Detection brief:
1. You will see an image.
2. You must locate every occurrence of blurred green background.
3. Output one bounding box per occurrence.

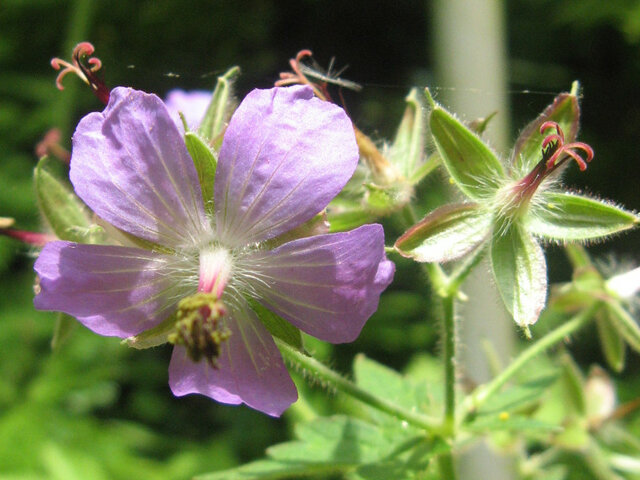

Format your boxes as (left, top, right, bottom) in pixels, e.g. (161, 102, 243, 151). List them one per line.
(1, 1, 639, 478)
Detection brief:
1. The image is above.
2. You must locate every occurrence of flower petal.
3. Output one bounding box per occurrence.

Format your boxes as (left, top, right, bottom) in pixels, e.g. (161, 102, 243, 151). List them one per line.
(168, 298, 297, 416)
(70, 87, 211, 248)
(214, 85, 358, 246)
(245, 224, 394, 343)
(34, 241, 191, 338)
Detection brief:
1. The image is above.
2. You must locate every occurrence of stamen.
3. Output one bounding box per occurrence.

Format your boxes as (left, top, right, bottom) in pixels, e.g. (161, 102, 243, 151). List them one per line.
(168, 292, 230, 368)
(51, 42, 109, 105)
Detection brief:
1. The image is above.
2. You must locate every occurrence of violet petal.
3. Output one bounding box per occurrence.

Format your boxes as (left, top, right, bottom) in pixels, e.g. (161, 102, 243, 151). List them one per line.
(168, 298, 297, 416)
(214, 85, 358, 246)
(34, 241, 191, 338)
(247, 224, 394, 343)
(70, 87, 211, 248)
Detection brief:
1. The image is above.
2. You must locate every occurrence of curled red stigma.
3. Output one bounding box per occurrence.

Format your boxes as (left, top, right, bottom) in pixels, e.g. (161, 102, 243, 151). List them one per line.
(540, 121, 594, 171)
(51, 42, 109, 104)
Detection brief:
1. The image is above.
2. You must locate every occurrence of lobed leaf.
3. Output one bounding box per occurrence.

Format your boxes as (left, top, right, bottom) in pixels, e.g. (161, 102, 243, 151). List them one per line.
(395, 203, 491, 263)
(527, 192, 638, 241)
(429, 107, 505, 201)
(491, 223, 547, 327)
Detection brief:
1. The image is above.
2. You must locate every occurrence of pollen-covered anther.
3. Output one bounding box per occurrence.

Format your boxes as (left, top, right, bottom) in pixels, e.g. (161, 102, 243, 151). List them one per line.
(540, 121, 594, 172)
(168, 292, 231, 368)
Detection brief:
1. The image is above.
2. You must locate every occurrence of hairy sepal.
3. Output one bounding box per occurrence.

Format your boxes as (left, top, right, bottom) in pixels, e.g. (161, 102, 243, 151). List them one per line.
(395, 203, 491, 263)
(527, 192, 638, 242)
(430, 107, 505, 201)
(387, 88, 426, 179)
(491, 222, 547, 327)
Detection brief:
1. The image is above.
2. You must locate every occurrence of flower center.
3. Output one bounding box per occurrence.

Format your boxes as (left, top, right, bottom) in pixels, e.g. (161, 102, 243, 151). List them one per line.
(168, 292, 231, 368)
(198, 246, 233, 297)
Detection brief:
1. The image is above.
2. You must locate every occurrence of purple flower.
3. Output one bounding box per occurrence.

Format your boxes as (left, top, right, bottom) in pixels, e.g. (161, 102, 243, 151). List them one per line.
(34, 85, 394, 416)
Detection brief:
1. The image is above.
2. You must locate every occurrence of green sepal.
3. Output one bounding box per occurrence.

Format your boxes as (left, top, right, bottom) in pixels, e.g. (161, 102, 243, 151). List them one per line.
(491, 222, 547, 327)
(247, 298, 303, 351)
(387, 88, 425, 178)
(468, 111, 498, 135)
(34, 156, 104, 243)
(184, 132, 217, 214)
(50, 313, 78, 350)
(430, 107, 505, 201)
(124, 313, 177, 349)
(605, 300, 640, 354)
(511, 85, 580, 175)
(527, 192, 638, 241)
(395, 203, 491, 263)
(596, 308, 626, 373)
(197, 66, 240, 146)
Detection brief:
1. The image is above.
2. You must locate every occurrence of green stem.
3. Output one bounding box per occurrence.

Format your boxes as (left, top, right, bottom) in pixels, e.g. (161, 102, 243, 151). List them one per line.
(442, 294, 456, 432)
(276, 339, 441, 432)
(437, 451, 457, 480)
(461, 302, 600, 418)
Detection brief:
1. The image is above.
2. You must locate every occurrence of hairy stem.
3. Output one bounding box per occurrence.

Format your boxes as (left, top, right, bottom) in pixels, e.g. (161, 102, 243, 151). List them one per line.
(276, 339, 441, 432)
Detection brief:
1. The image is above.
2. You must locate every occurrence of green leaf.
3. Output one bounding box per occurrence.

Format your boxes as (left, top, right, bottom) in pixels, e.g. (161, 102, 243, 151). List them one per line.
(511, 89, 580, 175)
(527, 192, 638, 241)
(395, 203, 491, 263)
(465, 414, 560, 435)
(34, 156, 101, 243)
(388, 88, 426, 178)
(491, 223, 547, 327)
(198, 66, 240, 145)
(184, 132, 217, 214)
(353, 355, 431, 423)
(247, 299, 303, 351)
(268, 416, 392, 464)
(327, 209, 377, 233)
(605, 300, 640, 354)
(195, 459, 350, 479)
(429, 107, 505, 201)
(474, 373, 558, 416)
(596, 309, 626, 373)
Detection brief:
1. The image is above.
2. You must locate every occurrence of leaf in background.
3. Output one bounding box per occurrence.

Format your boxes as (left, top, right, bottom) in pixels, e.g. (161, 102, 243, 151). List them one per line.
(395, 203, 491, 263)
(430, 107, 505, 201)
(605, 300, 640, 354)
(51, 313, 78, 350)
